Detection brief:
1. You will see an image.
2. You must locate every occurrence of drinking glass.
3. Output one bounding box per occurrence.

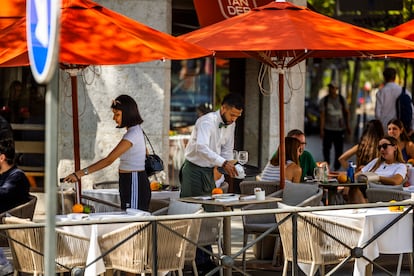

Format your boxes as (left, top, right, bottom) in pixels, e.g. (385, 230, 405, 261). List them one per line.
(313, 167, 323, 182)
(233, 150, 238, 162)
(238, 151, 249, 165)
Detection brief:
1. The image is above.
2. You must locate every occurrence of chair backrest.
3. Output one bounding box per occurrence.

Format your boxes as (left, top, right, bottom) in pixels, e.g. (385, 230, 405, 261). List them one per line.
(366, 188, 411, 203)
(239, 180, 280, 195)
(2, 194, 37, 219)
(4, 216, 89, 274)
(275, 211, 361, 266)
(279, 182, 322, 206)
(3, 216, 44, 273)
(99, 222, 150, 274)
(147, 219, 192, 273)
(0, 195, 37, 246)
(152, 200, 203, 265)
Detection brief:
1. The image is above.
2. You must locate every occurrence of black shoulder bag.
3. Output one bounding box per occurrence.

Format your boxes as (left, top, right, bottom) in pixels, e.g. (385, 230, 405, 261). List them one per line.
(143, 131, 164, 176)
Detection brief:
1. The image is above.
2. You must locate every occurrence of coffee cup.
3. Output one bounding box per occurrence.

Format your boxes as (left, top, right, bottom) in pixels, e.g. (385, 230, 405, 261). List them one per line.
(255, 190, 265, 200)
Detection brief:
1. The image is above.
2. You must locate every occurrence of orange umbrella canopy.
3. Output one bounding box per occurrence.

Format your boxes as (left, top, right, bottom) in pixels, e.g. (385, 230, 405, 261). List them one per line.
(384, 20, 414, 59)
(179, 0, 414, 188)
(180, 1, 414, 68)
(0, 0, 212, 67)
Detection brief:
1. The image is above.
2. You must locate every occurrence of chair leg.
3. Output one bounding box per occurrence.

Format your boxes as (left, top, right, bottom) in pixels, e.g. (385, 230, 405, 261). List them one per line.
(282, 259, 288, 276)
(320, 264, 325, 276)
(396, 253, 403, 276)
(242, 232, 248, 272)
(192, 260, 199, 276)
(272, 235, 283, 267)
(309, 263, 317, 276)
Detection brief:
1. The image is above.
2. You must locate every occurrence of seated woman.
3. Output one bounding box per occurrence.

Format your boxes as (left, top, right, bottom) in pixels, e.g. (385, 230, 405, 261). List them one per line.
(261, 136, 302, 183)
(387, 119, 414, 162)
(338, 119, 384, 203)
(356, 135, 407, 188)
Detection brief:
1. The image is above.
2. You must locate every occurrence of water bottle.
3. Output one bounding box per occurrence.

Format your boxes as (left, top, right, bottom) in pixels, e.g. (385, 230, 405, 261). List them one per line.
(322, 163, 329, 183)
(347, 161, 355, 183)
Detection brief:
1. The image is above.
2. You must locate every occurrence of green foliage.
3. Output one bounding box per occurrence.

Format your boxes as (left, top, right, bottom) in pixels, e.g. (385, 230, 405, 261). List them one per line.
(307, 0, 336, 16)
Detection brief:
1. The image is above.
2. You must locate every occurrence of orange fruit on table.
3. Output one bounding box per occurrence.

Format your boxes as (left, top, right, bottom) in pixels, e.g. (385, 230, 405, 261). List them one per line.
(150, 181, 161, 191)
(337, 174, 348, 184)
(72, 203, 84, 213)
(212, 188, 223, 195)
(408, 158, 414, 165)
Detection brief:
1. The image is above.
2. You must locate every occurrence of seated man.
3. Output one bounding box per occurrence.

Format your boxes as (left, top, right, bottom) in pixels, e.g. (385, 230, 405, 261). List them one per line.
(0, 138, 31, 213)
(0, 138, 31, 274)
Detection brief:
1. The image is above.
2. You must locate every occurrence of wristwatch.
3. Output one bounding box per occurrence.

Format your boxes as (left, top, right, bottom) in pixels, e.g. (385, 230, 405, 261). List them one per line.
(83, 168, 89, 175)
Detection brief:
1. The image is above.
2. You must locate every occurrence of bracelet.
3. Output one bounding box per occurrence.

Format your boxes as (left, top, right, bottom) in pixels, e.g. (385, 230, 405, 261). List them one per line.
(72, 173, 80, 182)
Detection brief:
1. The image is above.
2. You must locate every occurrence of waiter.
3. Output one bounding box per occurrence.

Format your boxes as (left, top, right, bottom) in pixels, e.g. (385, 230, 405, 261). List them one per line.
(179, 93, 244, 274)
(180, 93, 244, 197)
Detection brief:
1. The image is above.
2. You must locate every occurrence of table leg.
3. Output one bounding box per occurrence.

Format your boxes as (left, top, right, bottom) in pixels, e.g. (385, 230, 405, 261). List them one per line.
(222, 208, 232, 276)
(327, 187, 337, 205)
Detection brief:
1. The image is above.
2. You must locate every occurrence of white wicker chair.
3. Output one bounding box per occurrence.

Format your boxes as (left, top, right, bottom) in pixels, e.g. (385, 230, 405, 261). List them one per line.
(99, 222, 150, 275)
(4, 216, 90, 275)
(152, 200, 204, 275)
(275, 211, 361, 276)
(241, 183, 323, 271)
(146, 219, 192, 276)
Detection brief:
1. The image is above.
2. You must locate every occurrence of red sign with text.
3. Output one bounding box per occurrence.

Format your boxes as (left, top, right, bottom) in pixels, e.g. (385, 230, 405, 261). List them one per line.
(193, 0, 273, 27)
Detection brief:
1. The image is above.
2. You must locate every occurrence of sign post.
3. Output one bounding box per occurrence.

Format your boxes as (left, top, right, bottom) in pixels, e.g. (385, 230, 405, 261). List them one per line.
(27, 0, 61, 275)
(27, 0, 60, 84)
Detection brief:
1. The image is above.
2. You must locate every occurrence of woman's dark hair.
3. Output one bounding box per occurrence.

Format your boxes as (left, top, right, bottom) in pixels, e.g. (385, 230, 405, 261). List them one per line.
(356, 119, 384, 167)
(270, 137, 300, 166)
(387, 119, 410, 142)
(110, 95, 143, 128)
(0, 139, 15, 165)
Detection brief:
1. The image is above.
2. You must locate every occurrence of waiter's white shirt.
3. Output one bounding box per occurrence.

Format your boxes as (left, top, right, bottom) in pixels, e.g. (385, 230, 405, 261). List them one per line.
(185, 110, 234, 168)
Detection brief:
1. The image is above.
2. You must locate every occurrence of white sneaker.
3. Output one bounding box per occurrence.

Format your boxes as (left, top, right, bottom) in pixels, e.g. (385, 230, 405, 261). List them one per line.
(0, 262, 13, 276)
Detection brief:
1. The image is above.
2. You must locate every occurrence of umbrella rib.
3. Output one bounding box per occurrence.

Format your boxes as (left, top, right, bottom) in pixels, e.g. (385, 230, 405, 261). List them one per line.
(286, 51, 313, 68)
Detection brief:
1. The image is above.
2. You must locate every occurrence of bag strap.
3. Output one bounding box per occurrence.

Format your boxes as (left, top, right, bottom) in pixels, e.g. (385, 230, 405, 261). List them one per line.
(142, 130, 156, 155)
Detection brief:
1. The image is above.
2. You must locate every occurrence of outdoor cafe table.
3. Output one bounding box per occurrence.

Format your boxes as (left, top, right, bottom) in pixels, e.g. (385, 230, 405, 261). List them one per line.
(56, 210, 150, 275)
(178, 195, 281, 276)
(312, 206, 413, 276)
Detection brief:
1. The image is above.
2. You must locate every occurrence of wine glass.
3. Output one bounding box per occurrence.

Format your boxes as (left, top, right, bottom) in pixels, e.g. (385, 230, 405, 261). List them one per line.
(238, 151, 249, 166)
(233, 150, 238, 162)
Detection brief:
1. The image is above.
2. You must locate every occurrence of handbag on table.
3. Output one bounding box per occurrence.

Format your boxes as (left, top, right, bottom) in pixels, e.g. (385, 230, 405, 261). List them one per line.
(143, 131, 164, 176)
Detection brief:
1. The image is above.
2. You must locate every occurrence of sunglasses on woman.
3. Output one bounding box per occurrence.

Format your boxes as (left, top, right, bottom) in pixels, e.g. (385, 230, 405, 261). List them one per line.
(377, 143, 393, 150)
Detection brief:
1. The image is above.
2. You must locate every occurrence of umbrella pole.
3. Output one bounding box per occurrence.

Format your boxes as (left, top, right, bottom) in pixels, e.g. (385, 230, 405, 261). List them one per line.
(70, 74, 81, 202)
(278, 70, 285, 189)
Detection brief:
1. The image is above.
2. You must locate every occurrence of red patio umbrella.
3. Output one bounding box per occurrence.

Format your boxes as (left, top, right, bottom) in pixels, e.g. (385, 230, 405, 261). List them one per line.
(179, 0, 414, 188)
(384, 20, 414, 59)
(0, 0, 212, 194)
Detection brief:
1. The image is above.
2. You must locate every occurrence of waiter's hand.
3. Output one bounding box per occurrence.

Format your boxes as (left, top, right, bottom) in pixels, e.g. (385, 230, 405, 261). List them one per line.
(223, 161, 237, 178)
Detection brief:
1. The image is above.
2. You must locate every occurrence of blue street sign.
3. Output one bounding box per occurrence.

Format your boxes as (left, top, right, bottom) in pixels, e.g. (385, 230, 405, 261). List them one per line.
(27, 0, 61, 84)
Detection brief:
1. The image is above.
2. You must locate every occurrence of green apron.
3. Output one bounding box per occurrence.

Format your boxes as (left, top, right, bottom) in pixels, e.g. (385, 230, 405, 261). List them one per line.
(180, 160, 215, 197)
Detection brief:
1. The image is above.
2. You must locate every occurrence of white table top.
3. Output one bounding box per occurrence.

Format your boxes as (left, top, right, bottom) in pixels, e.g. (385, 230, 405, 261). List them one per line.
(313, 207, 412, 276)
